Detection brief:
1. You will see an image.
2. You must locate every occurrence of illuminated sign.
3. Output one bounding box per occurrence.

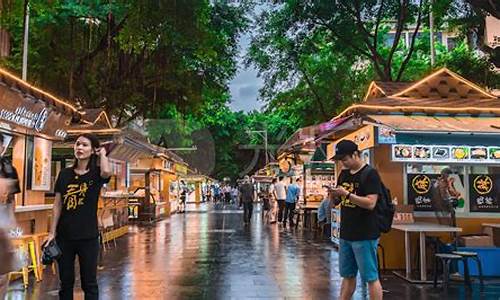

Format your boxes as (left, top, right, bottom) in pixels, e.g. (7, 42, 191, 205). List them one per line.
(0, 106, 49, 132)
(392, 144, 500, 164)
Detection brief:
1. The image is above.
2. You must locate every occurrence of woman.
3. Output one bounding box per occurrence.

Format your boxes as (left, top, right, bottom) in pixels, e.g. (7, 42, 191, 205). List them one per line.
(46, 134, 111, 300)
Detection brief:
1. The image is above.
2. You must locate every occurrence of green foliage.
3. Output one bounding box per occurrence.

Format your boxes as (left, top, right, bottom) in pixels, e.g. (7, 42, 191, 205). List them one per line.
(0, 0, 250, 123)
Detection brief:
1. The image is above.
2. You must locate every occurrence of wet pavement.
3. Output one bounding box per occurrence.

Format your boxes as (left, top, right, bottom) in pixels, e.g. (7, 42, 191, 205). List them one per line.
(7, 203, 500, 300)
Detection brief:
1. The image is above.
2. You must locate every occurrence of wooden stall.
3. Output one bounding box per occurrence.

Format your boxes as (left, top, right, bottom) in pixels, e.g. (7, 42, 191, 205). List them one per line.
(324, 68, 500, 270)
(0, 68, 80, 235)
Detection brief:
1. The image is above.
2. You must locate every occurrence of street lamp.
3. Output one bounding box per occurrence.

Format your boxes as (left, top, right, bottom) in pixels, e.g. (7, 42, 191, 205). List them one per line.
(247, 129, 269, 165)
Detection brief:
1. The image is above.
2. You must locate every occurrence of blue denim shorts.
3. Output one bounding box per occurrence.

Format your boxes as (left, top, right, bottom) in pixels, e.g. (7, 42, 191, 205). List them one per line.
(339, 238, 379, 282)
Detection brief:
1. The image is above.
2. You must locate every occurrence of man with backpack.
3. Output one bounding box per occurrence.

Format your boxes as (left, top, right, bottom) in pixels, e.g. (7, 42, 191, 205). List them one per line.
(331, 140, 387, 300)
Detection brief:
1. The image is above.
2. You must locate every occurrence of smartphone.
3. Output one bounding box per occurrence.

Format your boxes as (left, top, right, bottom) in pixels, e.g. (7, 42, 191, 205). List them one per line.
(100, 141, 116, 155)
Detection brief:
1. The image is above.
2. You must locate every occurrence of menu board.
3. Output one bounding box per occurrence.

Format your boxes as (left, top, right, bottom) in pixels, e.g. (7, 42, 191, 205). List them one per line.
(469, 174, 500, 212)
(407, 173, 466, 211)
(393, 144, 500, 164)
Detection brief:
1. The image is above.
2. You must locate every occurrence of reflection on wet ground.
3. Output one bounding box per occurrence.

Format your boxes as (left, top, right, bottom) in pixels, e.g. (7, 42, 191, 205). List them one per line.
(7, 203, 500, 299)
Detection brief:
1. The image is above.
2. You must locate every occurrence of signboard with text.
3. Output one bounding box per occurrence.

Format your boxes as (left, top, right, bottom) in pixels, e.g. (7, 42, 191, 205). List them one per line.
(407, 173, 466, 212)
(469, 174, 500, 212)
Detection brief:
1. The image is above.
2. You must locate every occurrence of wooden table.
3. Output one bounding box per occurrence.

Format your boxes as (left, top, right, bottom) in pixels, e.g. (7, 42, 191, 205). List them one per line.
(392, 222, 462, 283)
(300, 203, 320, 230)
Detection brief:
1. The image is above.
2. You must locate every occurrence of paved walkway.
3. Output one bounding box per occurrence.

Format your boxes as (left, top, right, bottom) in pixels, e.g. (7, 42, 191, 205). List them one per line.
(7, 203, 500, 299)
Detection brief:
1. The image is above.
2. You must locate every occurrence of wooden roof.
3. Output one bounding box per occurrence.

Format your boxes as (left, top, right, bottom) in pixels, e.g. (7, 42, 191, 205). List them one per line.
(0, 67, 79, 116)
(337, 68, 500, 119)
(366, 115, 500, 133)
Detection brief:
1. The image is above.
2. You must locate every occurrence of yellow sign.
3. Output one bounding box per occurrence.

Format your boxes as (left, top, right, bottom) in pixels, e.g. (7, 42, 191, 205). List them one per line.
(473, 175, 493, 195)
(412, 175, 431, 195)
(175, 163, 188, 175)
(329, 125, 375, 159)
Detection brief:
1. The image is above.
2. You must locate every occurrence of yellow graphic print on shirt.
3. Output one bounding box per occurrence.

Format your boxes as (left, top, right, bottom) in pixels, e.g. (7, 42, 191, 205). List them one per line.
(63, 182, 89, 210)
(340, 182, 357, 208)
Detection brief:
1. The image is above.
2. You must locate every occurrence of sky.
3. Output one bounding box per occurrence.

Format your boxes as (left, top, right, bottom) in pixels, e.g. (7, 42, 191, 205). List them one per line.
(228, 32, 265, 112)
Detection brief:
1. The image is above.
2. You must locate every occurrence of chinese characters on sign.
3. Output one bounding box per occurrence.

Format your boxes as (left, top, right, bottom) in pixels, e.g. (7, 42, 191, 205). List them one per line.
(470, 174, 500, 212)
(407, 174, 434, 211)
(407, 173, 466, 212)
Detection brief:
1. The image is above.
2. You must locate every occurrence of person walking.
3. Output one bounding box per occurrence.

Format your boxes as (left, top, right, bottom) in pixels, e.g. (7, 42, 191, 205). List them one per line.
(268, 178, 278, 224)
(231, 185, 239, 205)
(330, 140, 383, 300)
(274, 177, 287, 223)
(283, 177, 301, 227)
(238, 176, 255, 225)
(45, 134, 112, 300)
(0, 133, 20, 299)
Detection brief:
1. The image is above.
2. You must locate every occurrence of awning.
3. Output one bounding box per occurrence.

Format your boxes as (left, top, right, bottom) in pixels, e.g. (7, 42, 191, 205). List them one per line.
(278, 116, 356, 154)
(366, 115, 500, 134)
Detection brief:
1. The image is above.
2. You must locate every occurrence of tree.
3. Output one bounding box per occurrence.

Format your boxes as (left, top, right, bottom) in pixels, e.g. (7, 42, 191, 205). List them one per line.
(0, 0, 250, 124)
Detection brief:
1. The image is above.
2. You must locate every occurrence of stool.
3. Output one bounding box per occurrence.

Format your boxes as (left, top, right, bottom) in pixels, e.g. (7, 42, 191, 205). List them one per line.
(433, 253, 466, 290)
(452, 251, 484, 291)
(8, 236, 41, 288)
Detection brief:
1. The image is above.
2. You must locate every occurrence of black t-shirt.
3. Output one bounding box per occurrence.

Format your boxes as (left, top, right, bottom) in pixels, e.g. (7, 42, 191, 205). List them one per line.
(239, 183, 254, 203)
(337, 165, 382, 241)
(55, 167, 110, 240)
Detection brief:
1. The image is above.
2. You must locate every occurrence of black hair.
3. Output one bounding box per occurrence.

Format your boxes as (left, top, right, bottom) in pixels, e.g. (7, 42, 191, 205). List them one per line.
(278, 176, 284, 181)
(73, 133, 100, 171)
(272, 178, 277, 183)
(0, 133, 4, 144)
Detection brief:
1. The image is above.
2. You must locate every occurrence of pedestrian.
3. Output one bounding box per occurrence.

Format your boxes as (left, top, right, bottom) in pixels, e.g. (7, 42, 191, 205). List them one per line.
(238, 176, 255, 225)
(214, 184, 221, 203)
(231, 185, 239, 205)
(224, 184, 232, 204)
(274, 176, 287, 223)
(262, 186, 271, 224)
(330, 140, 383, 300)
(0, 133, 20, 299)
(268, 178, 278, 224)
(317, 195, 333, 239)
(45, 133, 112, 300)
(283, 177, 301, 227)
(179, 181, 187, 213)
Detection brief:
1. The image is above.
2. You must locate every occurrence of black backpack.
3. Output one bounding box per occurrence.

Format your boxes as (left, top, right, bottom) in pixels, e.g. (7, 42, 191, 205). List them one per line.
(360, 166, 395, 233)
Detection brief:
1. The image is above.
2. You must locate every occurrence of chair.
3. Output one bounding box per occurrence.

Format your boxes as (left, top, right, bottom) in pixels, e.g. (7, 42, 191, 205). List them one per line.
(8, 236, 41, 288)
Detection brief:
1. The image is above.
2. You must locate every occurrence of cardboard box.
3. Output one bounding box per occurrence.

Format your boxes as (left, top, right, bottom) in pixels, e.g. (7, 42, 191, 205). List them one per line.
(482, 225, 500, 247)
(459, 235, 494, 247)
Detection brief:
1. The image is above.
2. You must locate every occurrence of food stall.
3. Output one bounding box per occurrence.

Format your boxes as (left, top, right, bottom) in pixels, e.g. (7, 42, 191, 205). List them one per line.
(0, 68, 80, 235)
(324, 68, 500, 270)
(129, 144, 185, 220)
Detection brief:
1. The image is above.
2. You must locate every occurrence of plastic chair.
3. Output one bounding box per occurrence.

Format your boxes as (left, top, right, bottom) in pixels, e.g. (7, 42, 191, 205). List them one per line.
(8, 236, 41, 288)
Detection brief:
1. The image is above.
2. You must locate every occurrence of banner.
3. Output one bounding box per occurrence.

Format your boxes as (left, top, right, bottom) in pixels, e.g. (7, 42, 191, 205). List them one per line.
(31, 137, 52, 191)
(469, 174, 500, 212)
(407, 173, 465, 212)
